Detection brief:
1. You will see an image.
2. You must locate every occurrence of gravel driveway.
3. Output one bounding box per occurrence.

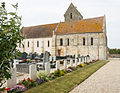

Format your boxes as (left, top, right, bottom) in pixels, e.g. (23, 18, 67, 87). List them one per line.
(70, 58, 120, 93)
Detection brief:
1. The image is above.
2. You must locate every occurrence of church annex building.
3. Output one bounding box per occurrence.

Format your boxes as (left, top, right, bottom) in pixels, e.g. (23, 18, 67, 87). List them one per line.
(17, 3, 108, 60)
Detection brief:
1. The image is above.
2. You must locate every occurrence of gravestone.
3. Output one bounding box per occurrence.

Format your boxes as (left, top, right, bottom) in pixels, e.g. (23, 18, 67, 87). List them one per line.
(75, 58, 77, 67)
(29, 64, 37, 80)
(70, 59, 73, 67)
(43, 51, 50, 62)
(45, 62, 50, 75)
(64, 60, 67, 69)
(6, 68, 16, 88)
(21, 52, 27, 60)
(56, 61, 60, 70)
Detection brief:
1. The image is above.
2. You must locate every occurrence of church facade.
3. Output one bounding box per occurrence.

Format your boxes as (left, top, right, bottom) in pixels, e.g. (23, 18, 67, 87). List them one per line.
(17, 3, 108, 60)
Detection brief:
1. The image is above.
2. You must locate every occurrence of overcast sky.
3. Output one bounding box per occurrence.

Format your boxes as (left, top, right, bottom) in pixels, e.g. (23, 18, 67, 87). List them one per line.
(1, 0, 120, 48)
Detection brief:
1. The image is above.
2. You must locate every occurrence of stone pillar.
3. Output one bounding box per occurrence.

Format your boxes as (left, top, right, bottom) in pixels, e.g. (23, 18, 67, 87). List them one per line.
(29, 64, 37, 80)
(6, 68, 16, 88)
(56, 61, 60, 70)
(45, 62, 50, 75)
(64, 60, 67, 69)
(70, 59, 73, 67)
(75, 58, 77, 67)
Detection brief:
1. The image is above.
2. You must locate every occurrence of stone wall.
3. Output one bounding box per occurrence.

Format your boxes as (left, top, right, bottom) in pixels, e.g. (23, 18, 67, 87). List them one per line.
(17, 37, 52, 55)
(55, 32, 107, 60)
(108, 54, 120, 58)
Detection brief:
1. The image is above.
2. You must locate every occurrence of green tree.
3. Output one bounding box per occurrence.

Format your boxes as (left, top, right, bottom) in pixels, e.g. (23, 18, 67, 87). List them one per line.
(0, 2, 23, 87)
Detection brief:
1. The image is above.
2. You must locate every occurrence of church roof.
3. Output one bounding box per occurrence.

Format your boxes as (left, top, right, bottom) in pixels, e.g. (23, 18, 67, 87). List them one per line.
(23, 16, 104, 38)
(56, 16, 104, 35)
(23, 23, 58, 38)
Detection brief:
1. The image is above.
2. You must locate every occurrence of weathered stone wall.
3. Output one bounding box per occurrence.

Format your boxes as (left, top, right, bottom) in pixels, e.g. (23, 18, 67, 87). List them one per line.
(55, 32, 107, 60)
(17, 37, 52, 55)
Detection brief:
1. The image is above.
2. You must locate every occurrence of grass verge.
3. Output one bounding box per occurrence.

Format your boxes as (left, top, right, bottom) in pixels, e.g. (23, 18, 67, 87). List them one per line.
(25, 60, 108, 93)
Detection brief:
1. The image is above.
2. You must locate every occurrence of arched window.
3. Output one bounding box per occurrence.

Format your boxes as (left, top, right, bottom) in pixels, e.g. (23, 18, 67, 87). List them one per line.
(91, 37, 93, 45)
(70, 13, 72, 19)
(48, 41, 50, 47)
(67, 38, 69, 46)
(83, 37, 85, 45)
(37, 41, 39, 47)
(28, 41, 29, 47)
(60, 38, 63, 46)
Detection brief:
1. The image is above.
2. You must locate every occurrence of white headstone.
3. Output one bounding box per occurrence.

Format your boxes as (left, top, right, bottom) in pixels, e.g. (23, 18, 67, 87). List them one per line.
(45, 62, 50, 75)
(54, 56, 56, 61)
(70, 59, 73, 67)
(64, 60, 67, 69)
(75, 59, 77, 67)
(6, 68, 16, 88)
(79, 58, 81, 64)
(56, 61, 60, 70)
(29, 64, 37, 80)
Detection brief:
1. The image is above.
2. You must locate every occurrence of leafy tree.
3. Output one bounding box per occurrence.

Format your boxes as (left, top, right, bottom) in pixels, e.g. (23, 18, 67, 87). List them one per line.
(0, 2, 23, 87)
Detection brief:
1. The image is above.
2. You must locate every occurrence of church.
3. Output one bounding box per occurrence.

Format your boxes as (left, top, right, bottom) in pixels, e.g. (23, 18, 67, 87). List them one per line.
(17, 3, 108, 60)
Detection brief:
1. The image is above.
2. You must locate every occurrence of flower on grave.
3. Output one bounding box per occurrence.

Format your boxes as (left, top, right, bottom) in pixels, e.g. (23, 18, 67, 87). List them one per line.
(23, 79, 25, 82)
(66, 68, 72, 72)
(68, 66, 72, 69)
(37, 78, 43, 84)
(6, 88, 10, 92)
(27, 77, 31, 80)
(8, 85, 26, 92)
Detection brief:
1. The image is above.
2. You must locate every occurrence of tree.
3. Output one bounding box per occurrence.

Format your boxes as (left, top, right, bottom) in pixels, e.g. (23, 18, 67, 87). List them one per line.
(0, 2, 23, 87)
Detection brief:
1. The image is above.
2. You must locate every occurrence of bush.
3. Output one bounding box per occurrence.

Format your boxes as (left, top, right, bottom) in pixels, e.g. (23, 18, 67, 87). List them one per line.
(37, 71, 49, 82)
(54, 69, 65, 77)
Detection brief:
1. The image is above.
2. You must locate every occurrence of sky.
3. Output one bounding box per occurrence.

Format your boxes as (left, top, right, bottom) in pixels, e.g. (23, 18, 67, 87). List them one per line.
(1, 0, 120, 48)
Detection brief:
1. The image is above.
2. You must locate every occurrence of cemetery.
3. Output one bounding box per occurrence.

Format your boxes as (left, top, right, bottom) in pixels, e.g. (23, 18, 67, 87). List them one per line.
(0, 51, 108, 93)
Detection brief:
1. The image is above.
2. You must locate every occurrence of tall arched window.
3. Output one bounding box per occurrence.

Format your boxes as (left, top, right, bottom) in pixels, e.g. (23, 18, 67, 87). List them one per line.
(70, 13, 72, 19)
(37, 41, 39, 47)
(60, 38, 63, 46)
(83, 37, 85, 45)
(48, 41, 50, 47)
(28, 41, 29, 47)
(91, 37, 93, 45)
(67, 38, 69, 46)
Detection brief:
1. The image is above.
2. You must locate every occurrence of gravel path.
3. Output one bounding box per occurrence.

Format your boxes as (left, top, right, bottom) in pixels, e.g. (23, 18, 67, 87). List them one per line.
(70, 58, 120, 93)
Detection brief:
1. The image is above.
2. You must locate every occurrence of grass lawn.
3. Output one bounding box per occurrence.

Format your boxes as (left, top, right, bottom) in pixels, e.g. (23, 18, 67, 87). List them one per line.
(25, 60, 108, 93)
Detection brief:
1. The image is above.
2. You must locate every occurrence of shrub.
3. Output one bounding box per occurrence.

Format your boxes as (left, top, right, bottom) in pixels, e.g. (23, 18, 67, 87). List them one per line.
(37, 71, 49, 82)
(7, 85, 26, 93)
(54, 69, 65, 77)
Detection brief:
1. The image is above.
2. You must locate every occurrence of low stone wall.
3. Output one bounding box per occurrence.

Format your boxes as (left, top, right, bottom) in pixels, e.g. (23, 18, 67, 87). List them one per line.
(108, 54, 120, 58)
(16, 64, 31, 73)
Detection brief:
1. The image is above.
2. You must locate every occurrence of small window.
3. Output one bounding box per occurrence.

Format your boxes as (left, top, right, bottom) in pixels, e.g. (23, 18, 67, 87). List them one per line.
(37, 41, 39, 47)
(67, 39, 69, 46)
(28, 41, 29, 47)
(83, 37, 85, 45)
(60, 38, 63, 46)
(48, 41, 50, 47)
(70, 13, 72, 19)
(91, 37, 93, 45)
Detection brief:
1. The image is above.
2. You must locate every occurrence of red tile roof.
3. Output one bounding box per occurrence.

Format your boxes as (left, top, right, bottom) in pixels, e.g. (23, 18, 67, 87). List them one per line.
(23, 16, 104, 38)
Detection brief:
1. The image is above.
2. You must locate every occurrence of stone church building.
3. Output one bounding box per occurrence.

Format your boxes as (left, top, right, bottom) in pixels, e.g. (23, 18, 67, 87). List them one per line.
(17, 3, 108, 60)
